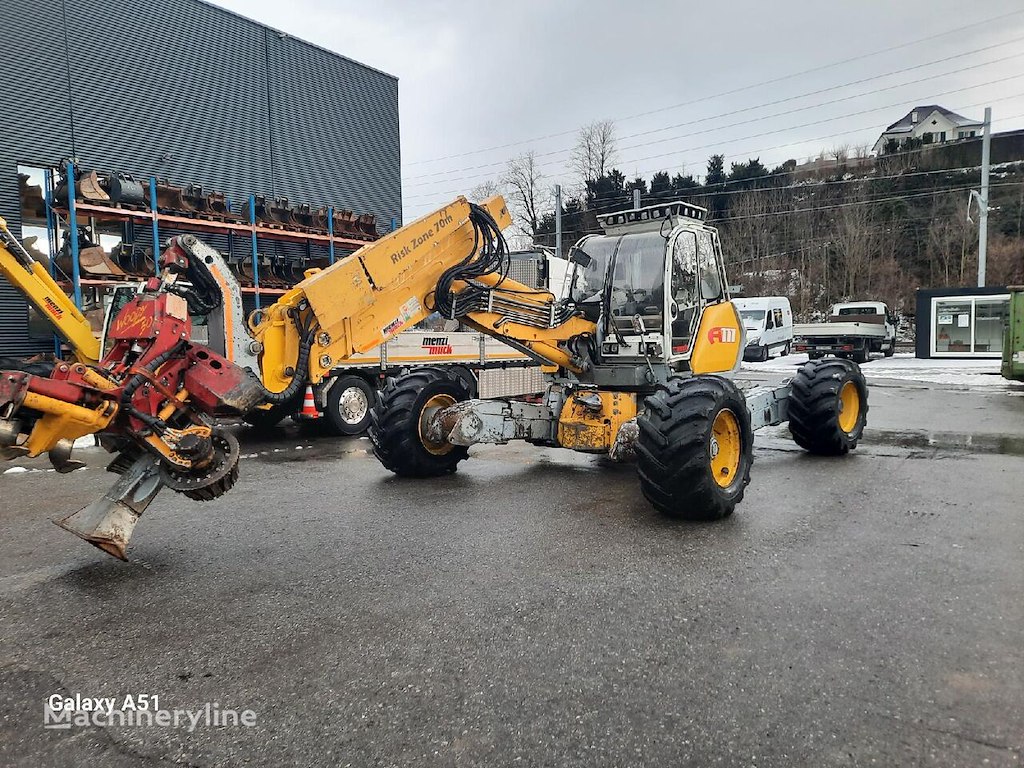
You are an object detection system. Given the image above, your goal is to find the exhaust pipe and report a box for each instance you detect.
[54,453,164,560]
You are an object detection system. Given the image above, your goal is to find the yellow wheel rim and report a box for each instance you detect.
[418,393,457,455]
[710,408,742,489]
[837,380,861,434]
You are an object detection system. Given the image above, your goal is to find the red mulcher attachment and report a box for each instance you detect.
[0,237,266,559]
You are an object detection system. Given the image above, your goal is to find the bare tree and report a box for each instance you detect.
[470,179,503,201]
[570,120,617,184]
[926,192,976,285]
[504,152,547,237]
[830,144,850,166]
[831,184,878,299]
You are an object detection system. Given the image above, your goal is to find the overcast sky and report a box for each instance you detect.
[214,0,1024,220]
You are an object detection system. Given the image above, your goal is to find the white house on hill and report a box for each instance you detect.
[872,105,984,154]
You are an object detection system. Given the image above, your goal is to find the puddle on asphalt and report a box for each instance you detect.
[867,430,1024,457]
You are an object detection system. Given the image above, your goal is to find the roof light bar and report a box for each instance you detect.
[597,202,708,234]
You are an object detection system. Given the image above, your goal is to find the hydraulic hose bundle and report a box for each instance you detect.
[258,309,318,405]
[433,203,510,319]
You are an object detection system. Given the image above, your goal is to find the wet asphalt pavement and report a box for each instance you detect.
[1,368,1022,767]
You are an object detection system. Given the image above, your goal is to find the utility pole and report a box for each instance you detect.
[632,188,641,210]
[978,106,992,287]
[554,184,562,259]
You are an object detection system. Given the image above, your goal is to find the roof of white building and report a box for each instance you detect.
[883,105,984,133]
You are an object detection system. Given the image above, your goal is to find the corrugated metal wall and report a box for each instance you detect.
[0,0,400,357]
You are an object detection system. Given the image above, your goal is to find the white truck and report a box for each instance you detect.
[792,301,897,363]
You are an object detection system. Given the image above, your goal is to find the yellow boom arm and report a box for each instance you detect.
[252,196,595,392]
[0,217,100,366]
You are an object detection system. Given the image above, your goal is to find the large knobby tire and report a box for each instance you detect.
[369,367,470,477]
[323,375,376,436]
[635,375,754,521]
[788,358,868,455]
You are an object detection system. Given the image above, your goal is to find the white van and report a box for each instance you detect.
[733,297,794,361]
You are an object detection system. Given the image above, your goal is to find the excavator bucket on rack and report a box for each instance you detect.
[205,191,243,222]
[180,185,209,214]
[356,213,378,238]
[292,203,315,230]
[266,198,295,227]
[106,174,146,206]
[155,181,190,212]
[77,170,110,202]
[235,257,256,286]
[78,245,126,277]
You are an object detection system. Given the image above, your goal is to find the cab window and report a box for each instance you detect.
[695,230,722,302]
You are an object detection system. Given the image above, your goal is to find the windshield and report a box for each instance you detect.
[739,309,765,328]
[570,237,616,304]
[570,232,667,333]
[609,232,667,332]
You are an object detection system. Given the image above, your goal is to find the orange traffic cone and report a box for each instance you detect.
[298,385,320,419]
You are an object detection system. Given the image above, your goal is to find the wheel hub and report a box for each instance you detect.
[837,381,860,433]
[709,408,741,489]
[418,393,457,456]
[338,386,369,425]
[159,429,240,501]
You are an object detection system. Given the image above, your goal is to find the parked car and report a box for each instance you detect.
[734,296,794,361]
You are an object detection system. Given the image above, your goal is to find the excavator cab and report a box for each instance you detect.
[565,202,742,383]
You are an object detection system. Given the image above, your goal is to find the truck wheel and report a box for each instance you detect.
[854,346,869,364]
[324,375,375,436]
[758,345,769,362]
[636,375,753,521]
[370,367,470,477]
[884,342,896,357]
[788,358,868,455]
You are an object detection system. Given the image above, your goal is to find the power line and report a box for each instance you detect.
[403,81,1024,205]
[404,9,1024,168]
[575,113,1024,204]
[561,181,1022,234]
[405,33,1024,185]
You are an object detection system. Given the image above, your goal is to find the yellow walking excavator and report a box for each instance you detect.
[0,196,867,559]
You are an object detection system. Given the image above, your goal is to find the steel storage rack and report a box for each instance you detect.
[49,160,383,311]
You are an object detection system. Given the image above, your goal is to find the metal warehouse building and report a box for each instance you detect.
[1,0,401,356]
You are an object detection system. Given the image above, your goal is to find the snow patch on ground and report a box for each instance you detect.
[743,352,1021,390]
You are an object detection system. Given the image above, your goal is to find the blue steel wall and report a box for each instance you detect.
[0,0,400,356]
